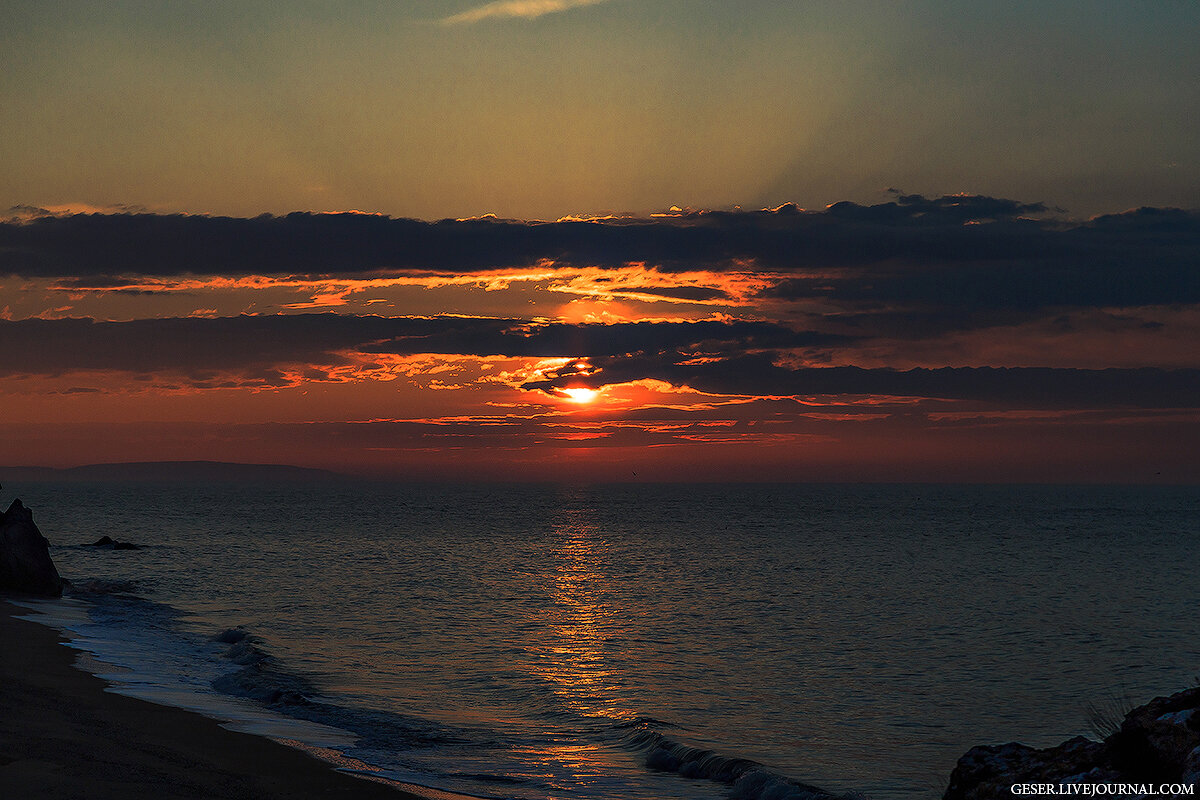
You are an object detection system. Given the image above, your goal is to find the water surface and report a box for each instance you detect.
[16,482,1200,799]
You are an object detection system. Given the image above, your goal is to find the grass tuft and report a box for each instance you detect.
[1084,691,1135,740]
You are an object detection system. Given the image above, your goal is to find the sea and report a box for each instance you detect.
[10,482,1200,800]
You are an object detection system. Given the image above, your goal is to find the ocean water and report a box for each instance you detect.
[11,482,1200,800]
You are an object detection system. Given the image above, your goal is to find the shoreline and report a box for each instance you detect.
[0,597,436,800]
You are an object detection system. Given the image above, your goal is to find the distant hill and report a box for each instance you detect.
[1,461,353,486]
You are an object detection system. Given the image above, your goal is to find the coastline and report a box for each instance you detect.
[0,598,429,800]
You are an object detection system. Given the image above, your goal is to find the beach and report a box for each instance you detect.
[0,599,420,800]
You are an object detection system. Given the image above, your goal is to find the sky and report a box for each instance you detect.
[1,1,1198,482]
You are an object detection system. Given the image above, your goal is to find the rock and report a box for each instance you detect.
[87,535,141,550]
[212,628,250,644]
[0,498,64,597]
[945,738,1113,800]
[945,687,1200,799]
[1108,687,1200,779]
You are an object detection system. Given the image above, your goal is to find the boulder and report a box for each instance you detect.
[946,687,1200,799]
[0,498,64,597]
[1108,687,1200,779]
[87,535,141,550]
[945,738,1114,800]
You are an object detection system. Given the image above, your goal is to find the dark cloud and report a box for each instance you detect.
[1,199,1195,317]
[826,192,1051,224]
[0,315,390,378]
[361,318,844,359]
[810,306,1173,345]
[5,313,1192,410]
[0,314,840,378]
[3,197,1198,348]
[523,352,1200,410]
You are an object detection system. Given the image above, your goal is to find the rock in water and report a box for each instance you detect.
[0,498,64,597]
[86,534,141,550]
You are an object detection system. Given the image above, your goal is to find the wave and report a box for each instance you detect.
[209,629,860,800]
[209,627,474,750]
[622,724,862,800]
[66,577,143,596]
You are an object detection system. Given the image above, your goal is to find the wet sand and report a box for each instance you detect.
[0,599,425,799]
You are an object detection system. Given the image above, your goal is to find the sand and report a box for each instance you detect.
[0,599,426,799]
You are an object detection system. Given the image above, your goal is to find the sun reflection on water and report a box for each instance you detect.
[531,502,631,721]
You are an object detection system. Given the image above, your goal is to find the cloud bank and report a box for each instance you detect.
[3,194,1197,482]
[2,314,1196,410]
[3,197,1197,321]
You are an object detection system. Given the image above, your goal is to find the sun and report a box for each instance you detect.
[560,387,599,404]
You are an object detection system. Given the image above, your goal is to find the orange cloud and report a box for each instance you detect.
[439,0,613,25]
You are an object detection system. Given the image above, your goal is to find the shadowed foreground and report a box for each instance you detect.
[0,600,421,800]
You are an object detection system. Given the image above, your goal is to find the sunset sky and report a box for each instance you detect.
[2,1,1198,481]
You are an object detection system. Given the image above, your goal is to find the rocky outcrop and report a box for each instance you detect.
[0,498,64,597]
[946,687,1200,799]
[1110,688,1200,782]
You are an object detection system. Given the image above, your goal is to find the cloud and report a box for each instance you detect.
[0,314,839,380]
[440,0,612,25]
[360,318,846,359]
[5,313,1196,410]
[520,351,1200,410]
[2,196,1197,342]
[0,193,1074,278]
[3,203,147,223]
[1,195,1193,283]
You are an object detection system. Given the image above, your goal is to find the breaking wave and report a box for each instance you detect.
[208,626,469,751]
[622,724,862,800]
